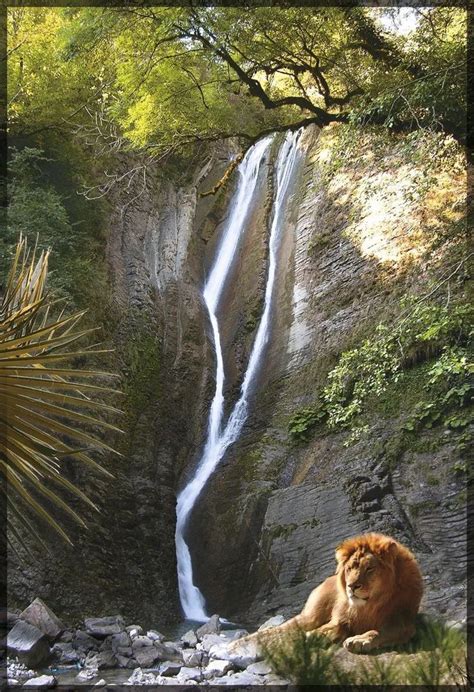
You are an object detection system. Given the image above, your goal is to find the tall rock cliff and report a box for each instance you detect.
[189,124,467,625]
[8,124,467,629]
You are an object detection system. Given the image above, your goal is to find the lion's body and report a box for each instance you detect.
[236,533,423,654]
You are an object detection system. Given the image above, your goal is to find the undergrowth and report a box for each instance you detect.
[264,619,467,686]
[288,291,473,445]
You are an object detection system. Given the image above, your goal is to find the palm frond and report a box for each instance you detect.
[1,236,122,547]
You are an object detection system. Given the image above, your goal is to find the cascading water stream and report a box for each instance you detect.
[175,129,302,621]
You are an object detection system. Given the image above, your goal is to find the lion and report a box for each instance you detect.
[233,532,423,654]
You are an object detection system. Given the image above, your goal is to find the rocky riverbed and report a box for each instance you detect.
[5,599,290,687]
[5,598,468,688]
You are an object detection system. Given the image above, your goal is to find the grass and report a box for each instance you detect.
[263,617,467,687]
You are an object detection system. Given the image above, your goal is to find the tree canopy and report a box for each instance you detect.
[7,7,467,170]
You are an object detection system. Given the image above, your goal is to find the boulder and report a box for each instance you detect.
[208,639,261,669]
[196,614,221,640]
[75,669,97,682]
[23,675,57,688]
[164,639,183,650]
[82,649,116,671]
[176,666,204,683]
[153,642,183,661]
[84,616,124,637]
[116,654,133,668]
[58,630,73,643]
[159,661,182,676]
[181,629,198,647]
[200,633,224,652]
[258,615,285,631]
[182,649,207,667]
[96,650,117,669]
[246,660,273,675]
[146,630,165,642]
[131,635,153,649]
[94,680,106,687]
[51,642,81,664]
[134,646,163,668]
[221,671,265,685]
[20,599,64,641]
[82,650,99,674]
[73,630,101,652]
[125,625,143,638]
[7,620,50,668]
[204,658,233,678]
[221,629,249,641]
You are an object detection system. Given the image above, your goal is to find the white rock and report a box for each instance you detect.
[208,638,261,669]
[196,614,221,640]
[20,598,64,640]
[23,675,57,688]
[204,658,233,678]
[146,630,165,642]
[247,660,273,675]
[126,667,158,685]
[222,670,265,685]
[181,629,198,647]
[182,649,207,667]
[177,666,204,682]
[6,657,35,680]
[94,680,106,687]
[200,633,224,652]
[132,635,153,649]
[76,668,97,682]
[7,621,50,669]
[258,615,285,631]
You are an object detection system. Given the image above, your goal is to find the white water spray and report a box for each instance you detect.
[175,130,302,621]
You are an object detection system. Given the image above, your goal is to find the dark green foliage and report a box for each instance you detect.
[264,620,467,686]
[288,404,327,443]
[3,148,74,282]
[289,294,472,444]
[4,145,112,329]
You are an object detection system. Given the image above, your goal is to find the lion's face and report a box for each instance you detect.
[337,546,394,607]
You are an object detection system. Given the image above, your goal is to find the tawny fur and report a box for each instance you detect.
[233,533,423,654]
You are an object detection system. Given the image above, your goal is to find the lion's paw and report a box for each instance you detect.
[342,634,375,653]
[316,624,341,642]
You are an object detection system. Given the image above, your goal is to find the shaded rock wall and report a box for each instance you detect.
[7,143,237,628]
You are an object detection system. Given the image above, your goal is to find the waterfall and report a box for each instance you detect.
[175,129,302,621]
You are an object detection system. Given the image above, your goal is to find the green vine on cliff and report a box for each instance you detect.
[288,293,473,444]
